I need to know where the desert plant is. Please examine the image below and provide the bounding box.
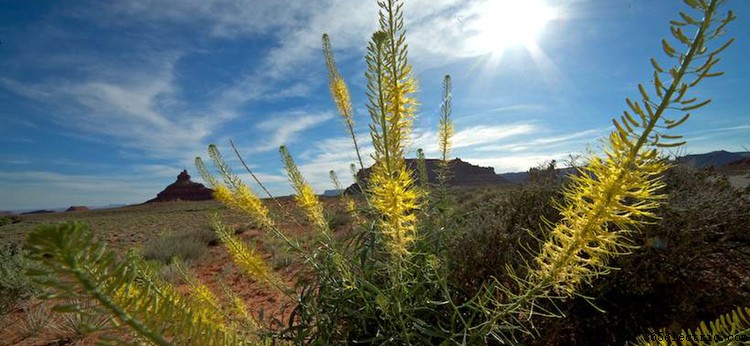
[50,299,112,344]
[0,244,42,316]
[0,215,21,227]
[449,163,750,345]
[21,0,747,345]
[15,302,53,340]
[141,229,210,264]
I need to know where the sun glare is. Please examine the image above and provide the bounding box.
[467,0,555,56]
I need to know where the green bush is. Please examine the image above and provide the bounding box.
[0,244,42,316]
[447,182,562,300]
[142,229,213,264]
[0,215,21,227]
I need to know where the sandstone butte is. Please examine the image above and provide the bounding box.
[146,169,214,203]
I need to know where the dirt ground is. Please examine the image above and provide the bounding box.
[0,199,336,345]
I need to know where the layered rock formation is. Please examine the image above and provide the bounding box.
[146,170,214,203]
[345,158,509,194]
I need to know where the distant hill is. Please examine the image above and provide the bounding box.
[497,150,750,184]
[676,150,750,168]
[346,151,750,193]
[21,209,56,215]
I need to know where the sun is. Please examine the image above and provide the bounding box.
[466,0,555,56]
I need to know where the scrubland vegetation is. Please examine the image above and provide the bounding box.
[2,0,749,345]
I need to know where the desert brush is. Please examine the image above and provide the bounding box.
[22,0,747,344]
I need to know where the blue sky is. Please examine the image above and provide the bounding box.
[1,0,748,210]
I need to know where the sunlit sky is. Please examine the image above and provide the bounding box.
[1,0,749,210]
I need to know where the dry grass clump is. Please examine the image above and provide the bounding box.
[142,227,220,264]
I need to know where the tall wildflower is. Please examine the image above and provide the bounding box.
[438,75,454,165]
[196,152,274,230]
[416,148,429,190]
[323,34,365,171]
[436,74,454,188]
[212,218,283,290]
[280,145,329,234]
[365,0,421,257]
[525,0,734,299]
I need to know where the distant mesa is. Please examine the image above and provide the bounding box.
[345,158,509,194]
[146,169,214,203]
[65,206,89,212]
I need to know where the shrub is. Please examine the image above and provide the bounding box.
[325,208,353,231]
[21,0,748,345]
[0,215,21,227]
[141,229,210,264]
[0,244,42,316]
[447,182,563,300]
[15,302,52,340]
[50,299,112,343]
[448,164,750,345]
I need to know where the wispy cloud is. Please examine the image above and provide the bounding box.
[251,112,335,153]
[474,128,605,152]
[0,54,219,160]
[684,124,750,135]
[412,123,537,155]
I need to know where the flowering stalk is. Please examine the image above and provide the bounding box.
[365,0,421,257]
[323,34,365,171]
[280,145,329,235]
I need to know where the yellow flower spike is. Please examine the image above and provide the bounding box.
[212,219,283,290]
[233,184,275,229]
[202,145,275,229]
[368,163,421,256]
[438,75,454,164]
[280,145,329,234]
[364,1,422,258]
[531,142,669,296]
[323,33,365,171]
[213,184,274,230]
[173,259,221,312]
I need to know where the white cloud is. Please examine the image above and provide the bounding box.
[464,152,579,173]
[411,123,537,156]
[251,112,335,153]
[474,128,604,152]
[0,54,222,161]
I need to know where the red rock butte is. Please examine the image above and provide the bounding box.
[146,170,214,203]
